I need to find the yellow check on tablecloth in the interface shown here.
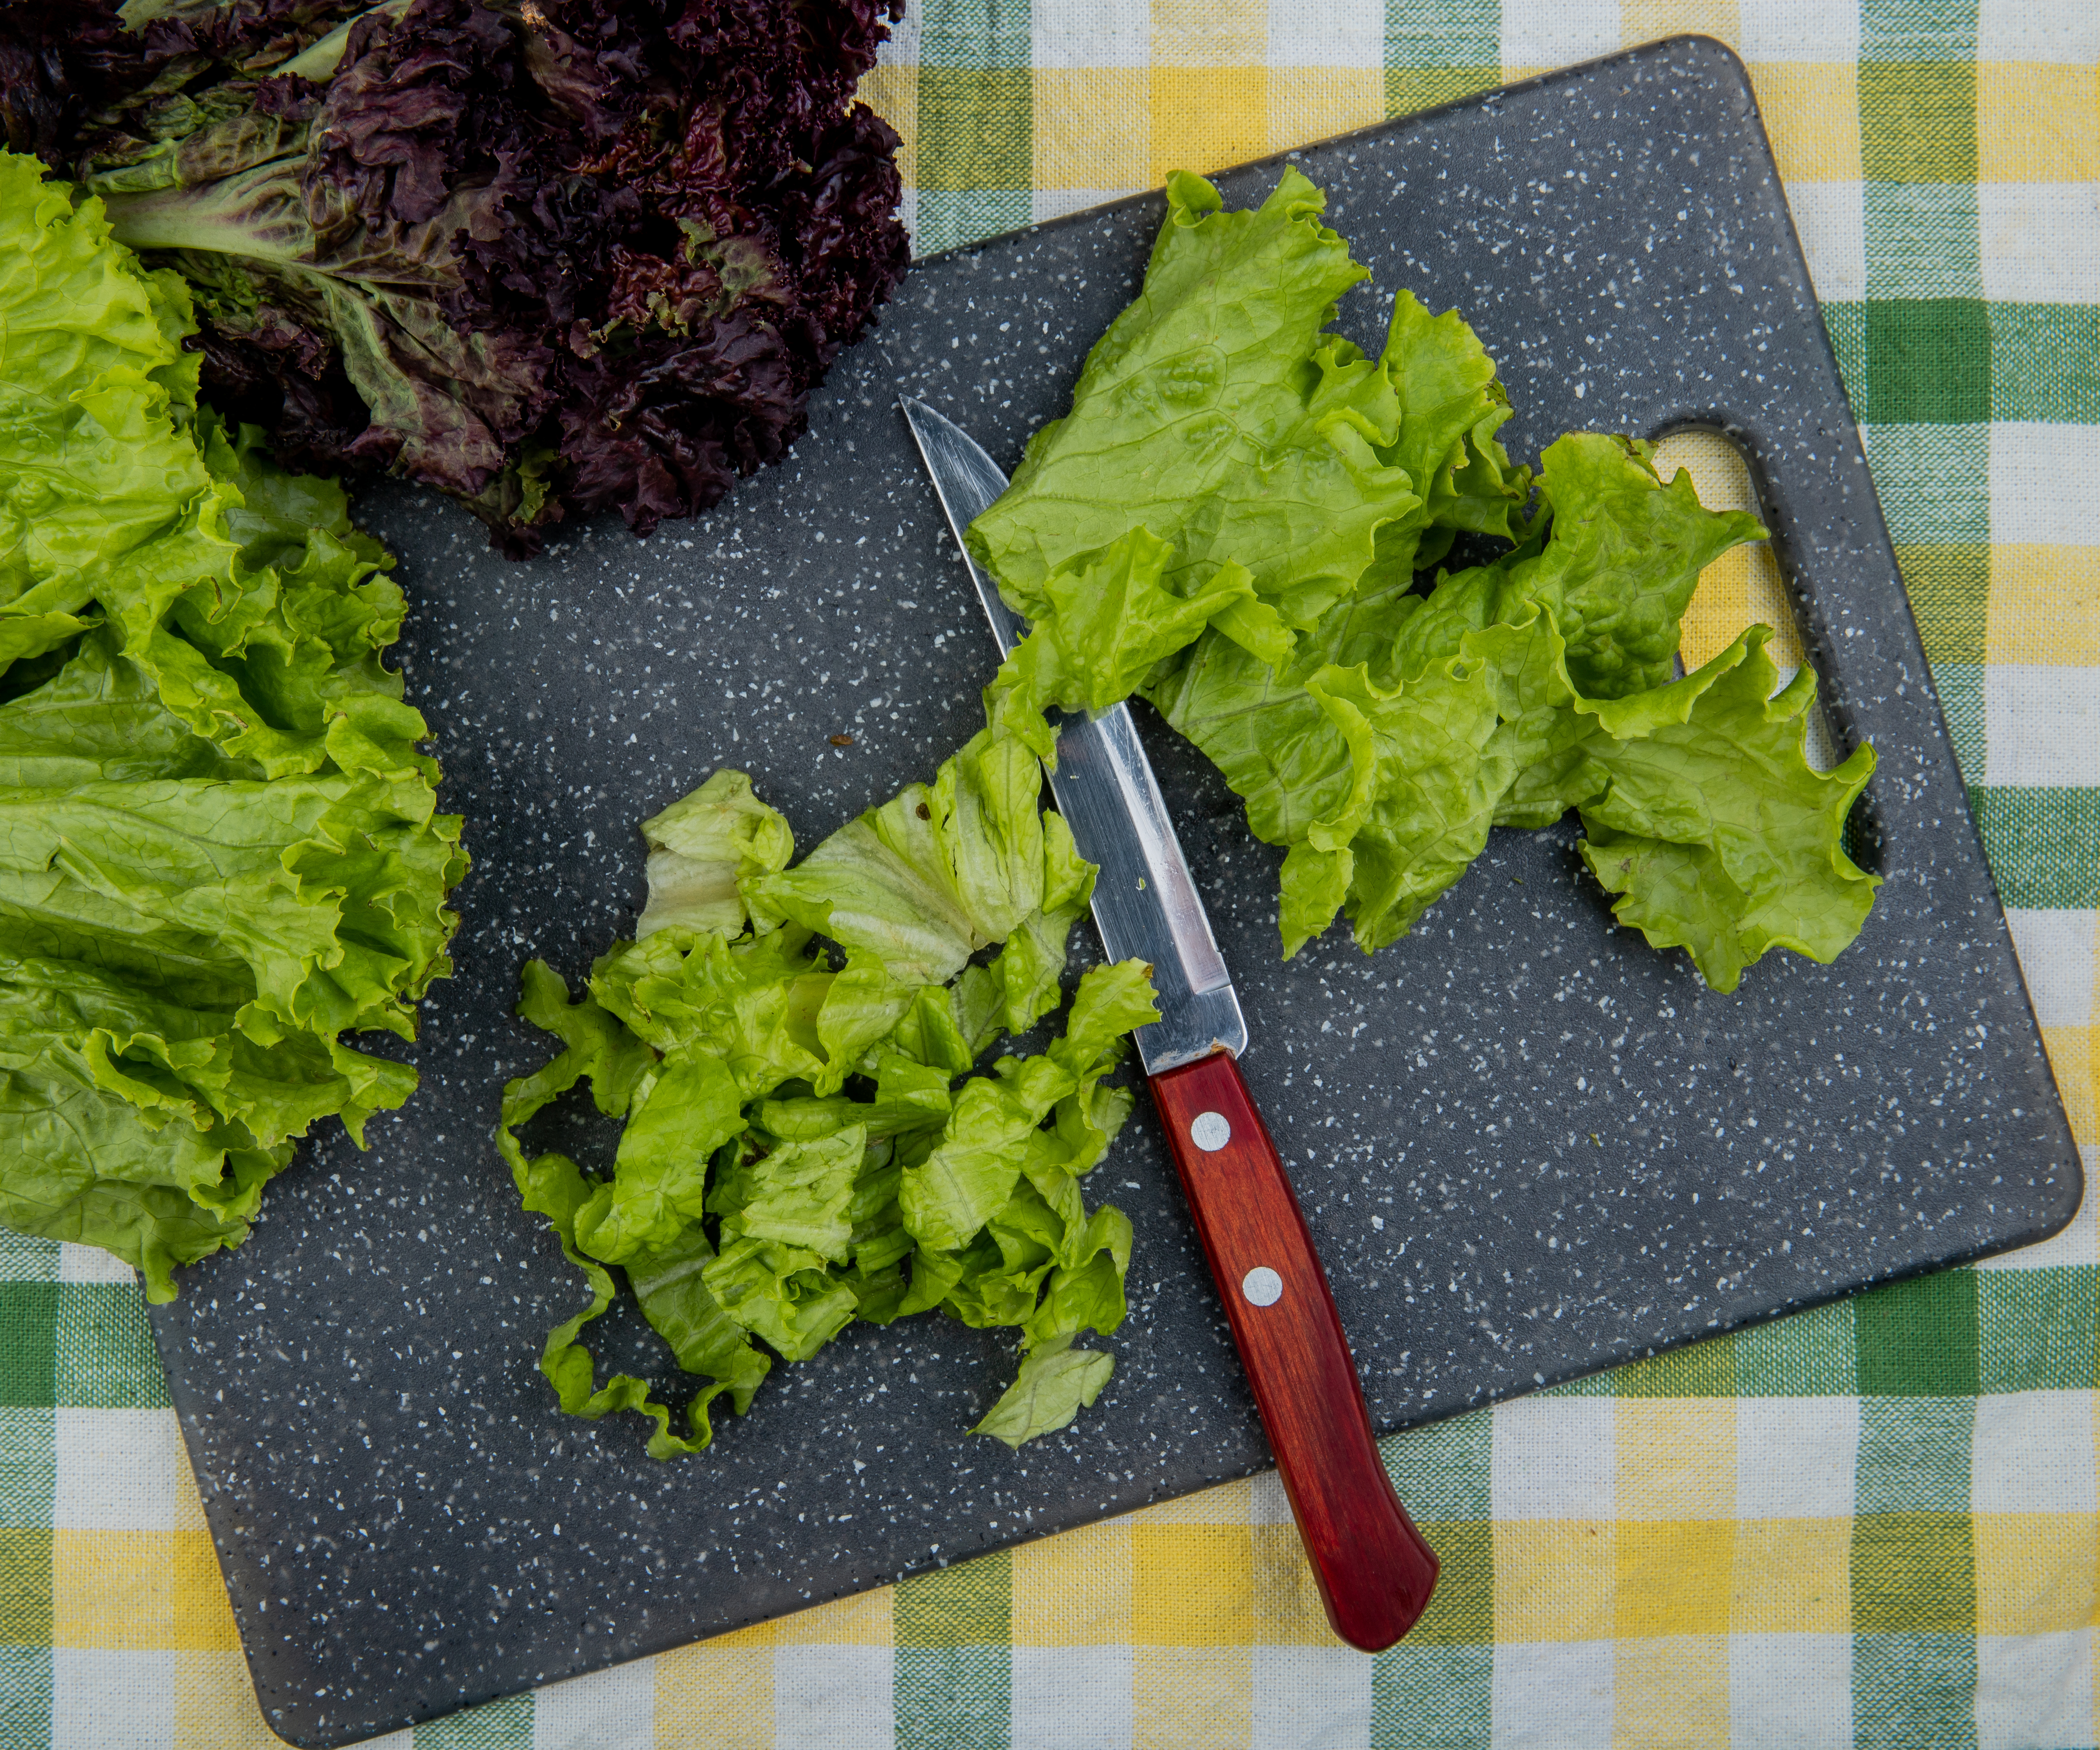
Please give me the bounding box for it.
[6,1,2096,1745]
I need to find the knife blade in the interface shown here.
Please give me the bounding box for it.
[901,398,1440,1653]
[896,399,1245,1076]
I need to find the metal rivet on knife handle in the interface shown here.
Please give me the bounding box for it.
[1241,1266,1283,1307]
[1190,1111,1231,1152]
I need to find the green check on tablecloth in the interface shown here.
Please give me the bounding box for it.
[2,0,2095,1745]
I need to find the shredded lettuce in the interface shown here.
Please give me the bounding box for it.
[498,745,1153,1456]
[974,170,1878,981]
[0,150,466,1297]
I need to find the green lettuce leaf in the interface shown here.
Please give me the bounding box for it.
[966,168,1416,631]
[0,630,257,788]
[970,1339,1117,1449]
[572,1052,746,1265]
[501,1129,726,1461]
[1150,568,1510,954]
[1557,628,1878,991]
[495,961,748,1457]
[742,727,1096,1092]
[1499,433,1768,701]
[626,1223,773,1410]
[748,727,1069,982]
[1148,414,1789,959]
[962,167,1869,985]
[588,923,829,1093]
[0,150,465,1297]
[719,1127,865,1263]
[635,770,796,940]
[1358,289,1532,588]
[579,758,1093,1118]
[985,531,1285,759]
[0,155,211,667]
[702,1232,861,1363]
[505,957,656,1123]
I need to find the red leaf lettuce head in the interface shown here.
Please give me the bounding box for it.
[6,0,910,556]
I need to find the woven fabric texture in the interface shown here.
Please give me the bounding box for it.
[3,0,2095,1744]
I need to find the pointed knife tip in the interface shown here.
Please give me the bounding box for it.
[899,397,961,438]
[897,396,936,447]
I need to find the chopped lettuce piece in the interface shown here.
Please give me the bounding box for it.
[747,727,1069,983]
[627,1225,773,1410]
[898,961,1158,1250]
[574,1053,747,1264]
[701,1233,861,1363]
[635,770,796,940]
[722,1128,865,1263]
[971,1340,1118,1449]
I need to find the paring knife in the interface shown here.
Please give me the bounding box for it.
[901,400,1440,1653]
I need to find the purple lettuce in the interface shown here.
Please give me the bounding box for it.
[5,0,909,554]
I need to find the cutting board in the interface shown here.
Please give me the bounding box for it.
[149,37,2081,1746]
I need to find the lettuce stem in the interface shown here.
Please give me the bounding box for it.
[102,162,314,265]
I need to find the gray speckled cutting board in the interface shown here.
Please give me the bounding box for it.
[148,37,2080,1747]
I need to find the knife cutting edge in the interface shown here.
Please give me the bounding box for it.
[901,398,1441,1653]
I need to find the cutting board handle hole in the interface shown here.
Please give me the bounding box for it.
[1649,422,1883,876]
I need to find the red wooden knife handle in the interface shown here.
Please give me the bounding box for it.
[1149,1049,1438,1651]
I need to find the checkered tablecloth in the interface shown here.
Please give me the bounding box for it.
[4,1,2094,1745]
